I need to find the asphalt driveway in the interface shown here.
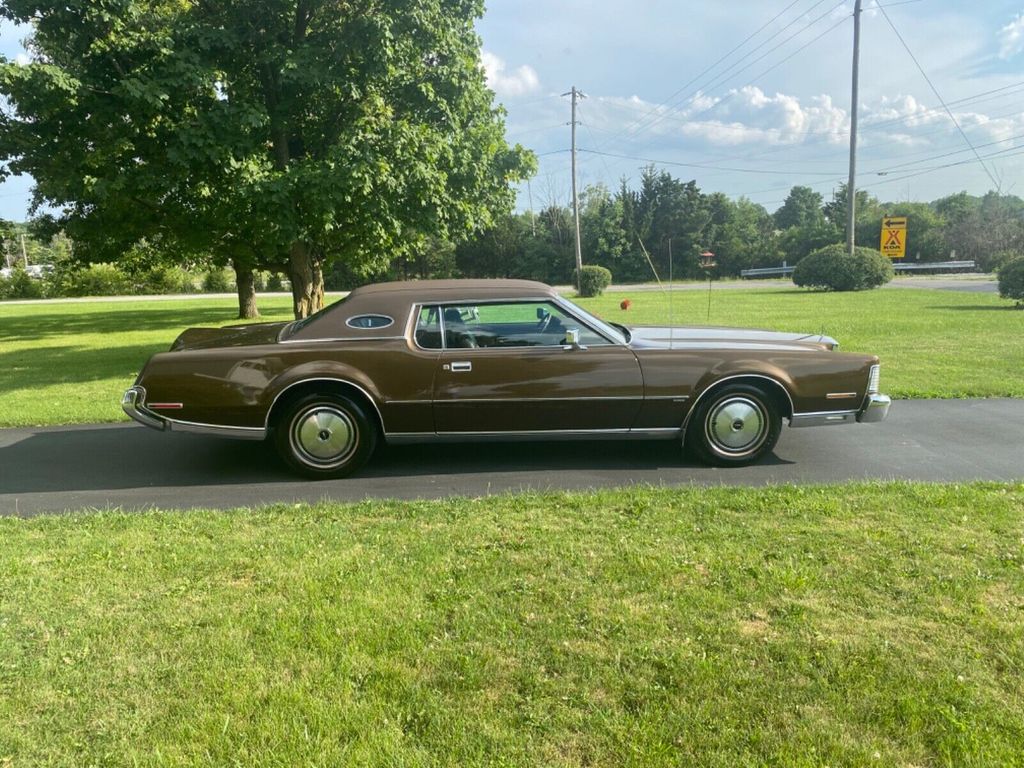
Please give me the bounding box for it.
[1,399,1021,516]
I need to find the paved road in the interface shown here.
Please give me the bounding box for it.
[1,400,1021,516]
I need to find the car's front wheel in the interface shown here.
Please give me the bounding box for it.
[274,393,377,478]
[685,383,782,467]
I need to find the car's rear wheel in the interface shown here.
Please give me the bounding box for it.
[685,383,782,467]
[274,393,376,478]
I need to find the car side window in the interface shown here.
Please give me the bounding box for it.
[415,306,443,349]
[441,301,610,349]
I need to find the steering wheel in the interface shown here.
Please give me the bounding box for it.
[537,312,553,334]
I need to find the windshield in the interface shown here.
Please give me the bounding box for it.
[278,295,348,341]
[554,296,629,344]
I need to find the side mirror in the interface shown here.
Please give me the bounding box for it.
[536,307,550,321]
[565,328,585,350]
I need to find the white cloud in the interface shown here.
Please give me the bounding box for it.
[14,53,29,66]
[678,87,849,146]
[481,50,540,98]
[998,13,1024,59]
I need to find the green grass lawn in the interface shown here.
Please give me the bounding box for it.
[0,286,1021,427]
[1,483,1022,766]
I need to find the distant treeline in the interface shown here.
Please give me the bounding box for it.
[5,167,1024,300]
[370,168,1024,287]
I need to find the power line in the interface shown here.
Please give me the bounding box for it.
[620,0,849,145]
[876,2,1001,190]
[578,148,844,176]
[598,0,834,149]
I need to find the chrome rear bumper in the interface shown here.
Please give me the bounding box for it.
[121,385,267,440]
[122,386,166,431]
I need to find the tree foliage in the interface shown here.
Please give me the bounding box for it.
[0,0,534,317]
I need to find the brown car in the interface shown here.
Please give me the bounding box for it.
[123,278,890,477]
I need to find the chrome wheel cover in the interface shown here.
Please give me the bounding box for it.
[705,396,768,458]
[290,405,358,468]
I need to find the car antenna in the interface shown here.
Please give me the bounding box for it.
[638,237,674,346]
[668,238,674,347]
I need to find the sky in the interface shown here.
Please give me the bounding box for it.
[2,0,1023,221]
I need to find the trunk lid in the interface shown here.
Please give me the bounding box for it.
[170,322,289,352]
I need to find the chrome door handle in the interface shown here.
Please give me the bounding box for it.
[450,361,472,372]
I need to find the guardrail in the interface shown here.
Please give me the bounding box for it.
[741,260,977,279]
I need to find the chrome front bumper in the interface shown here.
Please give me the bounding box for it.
[790,393,891,428]
[857,393,891,424]
[122,386,166,431]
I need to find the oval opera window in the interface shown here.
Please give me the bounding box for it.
[345,314,394,330]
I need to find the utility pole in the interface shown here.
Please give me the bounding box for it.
[563,86,585,290]
[846,0,863,256]
[20,233,28,268]
[526,178,536,236]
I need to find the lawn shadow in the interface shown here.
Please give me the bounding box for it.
[0,305,290,342]
[0,343,169,395]
[926,305,1020,312]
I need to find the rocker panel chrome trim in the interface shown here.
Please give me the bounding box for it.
[384,427,681,445]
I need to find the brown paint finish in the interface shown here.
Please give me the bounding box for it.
[127,279,885,441]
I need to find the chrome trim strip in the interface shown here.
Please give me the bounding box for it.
[385,394,681,405]
[279,336,407,345]
[265,377,385,433]
[681,374,796,432]
[164,418,266,440]
[826,392,858,400]
[384,427,681,445]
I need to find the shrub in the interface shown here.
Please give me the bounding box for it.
[0,268,43,300]
[202,267,234,292]
[793,244,894,292]
[576,265,613,297]
[136,265,194,295]
[267,272,286,292]
[68,263,131,297]
[998,257,1024,308]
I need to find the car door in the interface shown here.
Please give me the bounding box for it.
[432,300,644,434]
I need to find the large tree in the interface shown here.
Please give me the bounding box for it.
[0,0,533,317]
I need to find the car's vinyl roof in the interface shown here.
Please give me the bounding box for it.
[349,279,557,301]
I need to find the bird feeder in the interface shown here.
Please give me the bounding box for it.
[700,250,717,270]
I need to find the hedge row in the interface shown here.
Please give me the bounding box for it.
[0,264,290,300]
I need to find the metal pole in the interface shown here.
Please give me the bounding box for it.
[20,234,28,268]
[564,86,585,291]
[846,0,862,256]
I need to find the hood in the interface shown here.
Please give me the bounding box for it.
[627,325,838,352]
[170,322,289,352]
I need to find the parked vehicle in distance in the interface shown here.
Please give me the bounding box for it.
[123,279,890,477]
[1,264,52,279]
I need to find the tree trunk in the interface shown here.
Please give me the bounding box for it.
[233,261,260,319]
[288,242,324,319]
